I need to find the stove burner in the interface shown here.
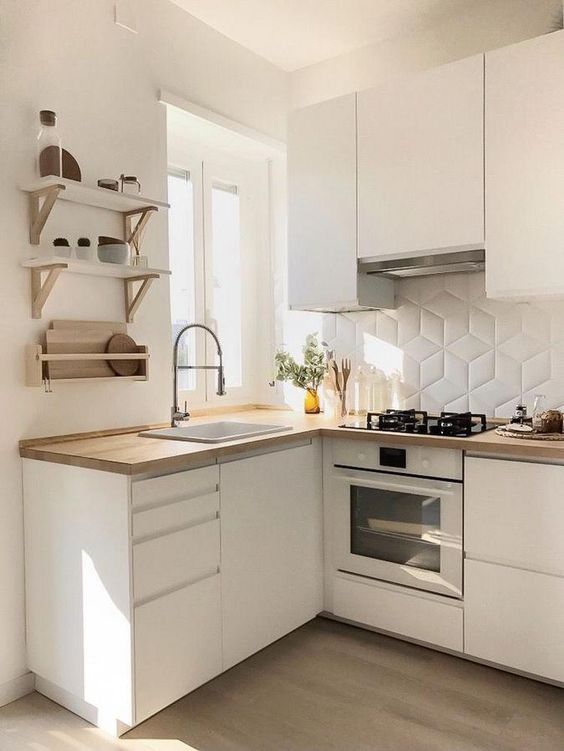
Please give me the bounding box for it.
[344,410,494,437]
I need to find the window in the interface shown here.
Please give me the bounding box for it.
[168,156,263,405]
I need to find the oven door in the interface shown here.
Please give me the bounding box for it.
[333,468,462,598]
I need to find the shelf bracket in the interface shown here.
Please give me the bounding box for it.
[124,274,159,323]
[29,183,66,245]
[30,263,68,319]
[124,206,158,255]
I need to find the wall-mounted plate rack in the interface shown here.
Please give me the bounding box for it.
[26,344,149,389]
[21,257,171,321]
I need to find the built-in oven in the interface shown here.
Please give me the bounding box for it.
[331,443,463,599]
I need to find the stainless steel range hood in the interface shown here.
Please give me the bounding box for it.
[359,249,485,278]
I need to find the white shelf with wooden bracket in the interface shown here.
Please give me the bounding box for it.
[21,257,171,321]
[21,176,169,246]
[26,344,149,389]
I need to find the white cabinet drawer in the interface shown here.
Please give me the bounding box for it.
[133,519,220,603]
[135,573,222,722]
[131,465,218,509]
[332,575,463,652]
[465,457,564,574]
[132,491,219,540]
[332,439,462,481]
[465,560,564,683]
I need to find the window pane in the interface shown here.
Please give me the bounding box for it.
[211,182,242,388]
[168,170,196,391]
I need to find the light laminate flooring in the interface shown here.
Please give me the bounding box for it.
[1,618,562,751]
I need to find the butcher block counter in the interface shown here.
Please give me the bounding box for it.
[19,407,564,475]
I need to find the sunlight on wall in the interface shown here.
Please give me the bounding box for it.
[362,332,403,378]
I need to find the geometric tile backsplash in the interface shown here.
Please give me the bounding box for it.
[286,272,564,417]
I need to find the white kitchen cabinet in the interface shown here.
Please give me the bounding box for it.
[358,54,484,260]
[135,573,222,722]
[486,30,564,299]
[287,93,394,312]
[465,560,564,683]
[220,440,324,670]
[464,455,564,683]
[465,457,564,575]
[22,458,222,735]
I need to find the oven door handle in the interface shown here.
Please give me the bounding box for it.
[332,471,458,495]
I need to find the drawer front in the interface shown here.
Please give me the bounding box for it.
[135,573,222,722]
[465,560,564,683]
[132,491,219,540]
[332,439,462,480]
[132,465,218,509]
[332,575,463,652]
[133,519,220,603]
[465,457,564,574]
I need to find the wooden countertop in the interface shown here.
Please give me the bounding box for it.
[19,408,564,475]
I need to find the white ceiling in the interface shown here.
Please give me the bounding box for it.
[170,0,478,71]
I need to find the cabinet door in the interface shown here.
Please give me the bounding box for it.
[288,93,358,309]
[465,457,564,575]
[220,442,323,670]
[486,30,564,298]
[358,55,484,259]
[465,560,564,683]
[135,574,222,722]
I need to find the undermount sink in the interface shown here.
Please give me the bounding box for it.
[139,421,292,444]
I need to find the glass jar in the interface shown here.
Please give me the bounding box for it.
[532,394,547,432]
[37,110,62,177]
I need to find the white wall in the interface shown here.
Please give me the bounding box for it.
[0,0,288,697]
[291,0,562,107]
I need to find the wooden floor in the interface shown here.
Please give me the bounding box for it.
[1,618,563,751]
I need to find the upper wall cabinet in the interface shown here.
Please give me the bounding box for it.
[357,55,484,260]
[485,30,564,299]
[287,93,394,312]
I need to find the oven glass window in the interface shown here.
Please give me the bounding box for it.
[350,486,440,572]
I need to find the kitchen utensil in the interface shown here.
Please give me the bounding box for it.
[106,333,140,376]
[341,358,351,417]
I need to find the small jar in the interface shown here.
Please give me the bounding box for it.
[120,174,141,194]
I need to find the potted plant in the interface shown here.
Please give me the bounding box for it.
[274,333,327,414]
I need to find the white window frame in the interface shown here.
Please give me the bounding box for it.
[168,150,264,408]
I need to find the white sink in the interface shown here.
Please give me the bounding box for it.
[139,421,292,444]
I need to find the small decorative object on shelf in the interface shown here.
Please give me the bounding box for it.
[97,178,119,191]
[37,110,62,177]
[75,237,92,261]
[97,236,130,264]
[53,237,71,258]
[120,174,141,194]
[274,333,327,414]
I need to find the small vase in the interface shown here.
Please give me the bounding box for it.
[304,388,320,414]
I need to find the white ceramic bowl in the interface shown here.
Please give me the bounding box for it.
[97,243,130,264]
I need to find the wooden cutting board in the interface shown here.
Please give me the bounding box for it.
[46,328,115,379]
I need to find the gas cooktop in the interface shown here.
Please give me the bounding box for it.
[341,409,497,438]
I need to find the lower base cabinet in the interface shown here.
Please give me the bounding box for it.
[465,560,564,683]
[220,441,323,670]
[134,573,222,723]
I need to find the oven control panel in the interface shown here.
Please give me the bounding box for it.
[331,439,462,480]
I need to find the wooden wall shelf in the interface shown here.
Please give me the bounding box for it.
[21,258,171,321]
[26,343,149,389]
[22,176,169,246]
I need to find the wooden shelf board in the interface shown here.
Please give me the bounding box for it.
[49,375,147,384]
[39,353,149,362]
[22,177,169,212]
[22,256,171,278]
